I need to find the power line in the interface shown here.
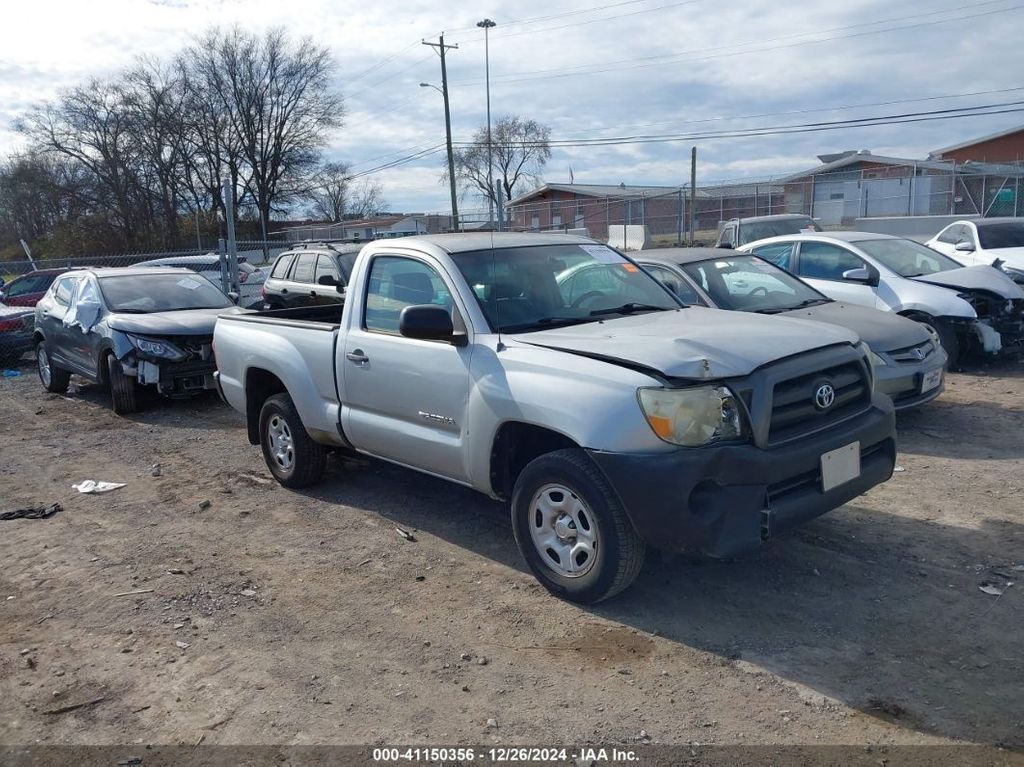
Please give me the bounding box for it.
[442,0,657,35]
[451,0,1020,85]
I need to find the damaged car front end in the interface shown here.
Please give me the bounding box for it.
[111,332,217,397]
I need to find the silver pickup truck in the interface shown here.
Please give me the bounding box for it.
[214,233,896,603]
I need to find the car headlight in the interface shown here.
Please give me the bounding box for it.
[1002,265,1024,285]
[637,385,745,447]
[127,334,186,361]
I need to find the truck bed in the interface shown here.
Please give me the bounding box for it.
[223,302,345,328]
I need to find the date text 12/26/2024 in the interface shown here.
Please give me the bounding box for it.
[373,747,639,763]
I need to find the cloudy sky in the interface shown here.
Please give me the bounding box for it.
[3,0,1023,214]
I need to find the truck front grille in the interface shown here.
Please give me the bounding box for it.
[768,361,871,445]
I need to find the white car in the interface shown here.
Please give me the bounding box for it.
[132,254,267,308]
[740,232,1024,365]
[925,218,1024,284]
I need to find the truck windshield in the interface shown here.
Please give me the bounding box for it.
[854,238,963,277]
[98,274,234,313]
[977,222,1024,249]
[682,255,830,314]
[450,243,680,332]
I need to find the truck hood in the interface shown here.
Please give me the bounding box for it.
[108,306,243,336]
[911,265,1024,298]
[511,307,858,380]
[780,301,927,354]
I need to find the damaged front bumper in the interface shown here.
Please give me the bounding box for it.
[113,333,217,397]
[587,392,896,558]
[953,295,1024,356]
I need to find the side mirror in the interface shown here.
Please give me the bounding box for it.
[399,304,465,346]
[317,274,338,286]
[842,267,872,283]
[955,241,975,253]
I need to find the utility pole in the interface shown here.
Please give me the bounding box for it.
[423,35,460,232]
[222,179,239,296]
[477,19,497,228]
[688,146,697,245]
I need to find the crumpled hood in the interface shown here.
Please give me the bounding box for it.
[510,306,858,379]
[781,301,927,353]
[911,265,1024,298]
[108,307,243,336]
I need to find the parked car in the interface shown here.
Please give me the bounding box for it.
[925,218,1024,284]
[132,254,266,308]
[715,214,821,249]
[33,267,240,413]
[0,268,70,307]
[214,233,896,603]
[740,232,1024,365]
[0,304,35,365]
[635,249,947,410]
[260,242,362,309]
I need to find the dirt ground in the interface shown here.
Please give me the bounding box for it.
[0,357,1021,751]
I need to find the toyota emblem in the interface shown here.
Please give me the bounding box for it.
[814,383,836,410]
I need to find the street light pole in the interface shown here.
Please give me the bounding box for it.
[477,19,497,229]
[423,35,460,232]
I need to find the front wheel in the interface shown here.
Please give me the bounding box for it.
[511,448,645,604]
[36,341,70,393]
[106,354,138,414]
[259,393,327,488]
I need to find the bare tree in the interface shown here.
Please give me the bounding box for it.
[307,161,351,221]
[452,115,552,212]
[191,27,344,239]
[346,178,387,218]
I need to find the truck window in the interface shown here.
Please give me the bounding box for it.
[292,254,317,283]
[364,256,453,334]
[797,242,865,281]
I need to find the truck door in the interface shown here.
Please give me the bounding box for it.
[340,254,472,482]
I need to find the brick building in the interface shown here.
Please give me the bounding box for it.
[930,125,1024,165]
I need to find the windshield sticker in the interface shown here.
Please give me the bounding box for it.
[580,244,624,263]
[177,278,202,290]
[622,263,639,273]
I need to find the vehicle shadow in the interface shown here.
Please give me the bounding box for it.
[299,455,1023,748]
[897,398,1024,460]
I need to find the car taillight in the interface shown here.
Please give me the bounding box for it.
[0,319,19,332]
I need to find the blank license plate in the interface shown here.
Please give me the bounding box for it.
[821,442,860,493]
[921,367,943,393]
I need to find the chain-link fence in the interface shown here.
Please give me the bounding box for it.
[504,161,1024,246]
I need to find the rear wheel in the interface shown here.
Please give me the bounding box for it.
[36,342,70,393]
[511,448,645,604]
[106,354,138,414]
[259,392,327,488]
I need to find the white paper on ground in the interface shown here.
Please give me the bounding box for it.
[72,480,127,494]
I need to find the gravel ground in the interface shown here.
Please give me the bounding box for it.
[0,358,1021,751]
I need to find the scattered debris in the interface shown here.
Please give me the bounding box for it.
[893,466,906,472]
[167,568,187,575]
[415,575,426,582]
[240,589,257,597]
[1,503,62,521]
[2,369,23,378]
[486,718,498,728]
[150,464,163,477]
[396,527,417,542]
[477,657,488,666]
[112,589,155,598]
[43,696,106,716]
[72,480,126,494]
[979,582,1008,596]
[175,641,190,650]
[357,559,371,567]
[461,653,472,661]
[198,500,211,510]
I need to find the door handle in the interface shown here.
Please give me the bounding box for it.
[282,288,289,294]
[310,290,316,296]
[346,349,369,364]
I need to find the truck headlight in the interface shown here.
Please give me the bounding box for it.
[855,341,877,389]
[127,334,186,361]
[637,385,745,447]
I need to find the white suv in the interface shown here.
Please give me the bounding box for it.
[925,218,1024,284]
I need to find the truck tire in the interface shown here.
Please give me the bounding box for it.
[259,392,326,488]
[511,448,645,604]
[106,354,138,414]
[36,341,70,393]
